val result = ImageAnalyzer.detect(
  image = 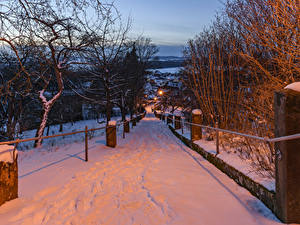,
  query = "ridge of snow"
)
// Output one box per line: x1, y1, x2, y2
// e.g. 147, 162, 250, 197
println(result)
284, 82, 300, 92
173, 111, 182, 116
0, 145, 17, 163
108, 120, 117, 126
192, 109, 202, 115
